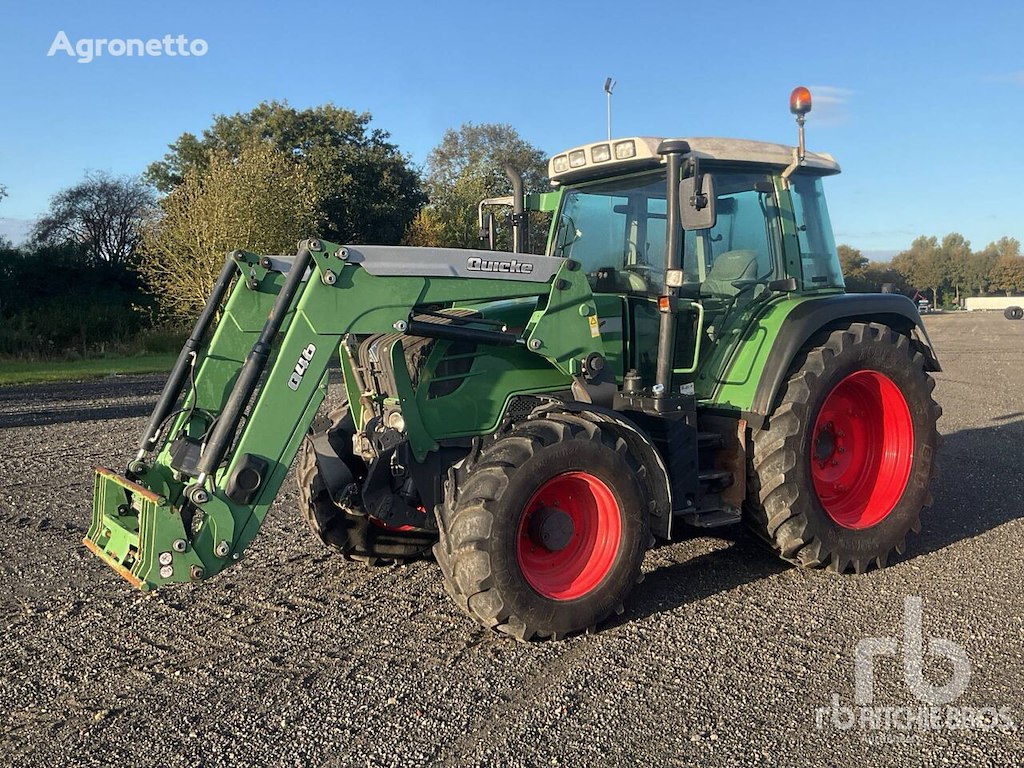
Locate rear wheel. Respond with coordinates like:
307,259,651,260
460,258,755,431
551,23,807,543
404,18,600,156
1004,306,1023,320
435,413,649,640
745,323,940,573
296,405,435,564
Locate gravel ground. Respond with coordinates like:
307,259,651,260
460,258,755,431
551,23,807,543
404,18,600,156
1,312,1022,767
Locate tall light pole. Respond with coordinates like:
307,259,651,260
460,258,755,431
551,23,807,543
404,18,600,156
604,77,616,140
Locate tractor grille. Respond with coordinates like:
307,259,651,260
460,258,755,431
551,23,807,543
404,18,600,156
503,395,546,424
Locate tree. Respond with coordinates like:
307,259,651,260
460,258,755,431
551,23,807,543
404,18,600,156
837,244,872,291
973,237,1020,295
146,101,423,245
984,236,1021,260
840,256,909,294
989,255,1024,296
141,141,324,318
402,207,444,247
977,237,1020,271
837,244,868,277
954,248,996,297
863,262,910,294
419,123,549,251
32,172,156,267
892,235,945,305
0,241,147,357
939,232,972,304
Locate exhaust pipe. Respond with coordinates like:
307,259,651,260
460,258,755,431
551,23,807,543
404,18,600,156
504,164,528,254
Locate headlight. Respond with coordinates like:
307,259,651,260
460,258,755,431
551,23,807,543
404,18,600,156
387,411,406,432
591,143,611,163
568,149,587,168
614,140,636,159
552,155,569,173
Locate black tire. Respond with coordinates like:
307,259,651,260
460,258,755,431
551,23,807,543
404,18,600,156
296,405,436,564
434,412,649,640
1004,306,1023,320
744,323,940,574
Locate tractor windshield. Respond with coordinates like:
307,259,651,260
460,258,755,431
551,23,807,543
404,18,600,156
553,169,783,297
552,172,668,294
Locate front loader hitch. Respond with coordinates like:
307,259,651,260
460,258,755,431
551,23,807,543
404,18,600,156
85,468,208,590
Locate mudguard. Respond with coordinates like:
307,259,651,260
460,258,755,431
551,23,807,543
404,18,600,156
747,293,940,429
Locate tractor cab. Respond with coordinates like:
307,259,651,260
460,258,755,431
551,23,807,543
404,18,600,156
541,135,845,392
546,137,843,290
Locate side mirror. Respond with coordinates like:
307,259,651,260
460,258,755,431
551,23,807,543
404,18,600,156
680,174,716,231
478,212,496,250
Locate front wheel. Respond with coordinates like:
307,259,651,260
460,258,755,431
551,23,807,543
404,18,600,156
745,323,940,573
435,413,650,640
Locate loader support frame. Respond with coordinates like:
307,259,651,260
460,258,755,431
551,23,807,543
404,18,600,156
191,246,313,492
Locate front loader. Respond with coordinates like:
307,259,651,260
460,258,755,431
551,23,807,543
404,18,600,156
87,88,941,640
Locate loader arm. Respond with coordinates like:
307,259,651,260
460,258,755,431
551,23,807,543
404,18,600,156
86,239,602,590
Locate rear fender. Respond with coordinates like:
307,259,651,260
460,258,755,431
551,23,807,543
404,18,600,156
711,293,940,430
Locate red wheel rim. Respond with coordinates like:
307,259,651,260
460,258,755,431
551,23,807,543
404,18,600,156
516,472,622,600
811,370,915,529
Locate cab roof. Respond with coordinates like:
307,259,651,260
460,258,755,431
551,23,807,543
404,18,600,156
547,136,840,185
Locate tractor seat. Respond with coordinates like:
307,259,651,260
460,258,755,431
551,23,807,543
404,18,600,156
701,250,759,298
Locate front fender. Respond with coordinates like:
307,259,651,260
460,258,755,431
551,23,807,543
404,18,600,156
532,402,675,540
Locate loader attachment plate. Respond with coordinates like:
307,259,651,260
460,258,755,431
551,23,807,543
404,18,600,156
86,468,202,591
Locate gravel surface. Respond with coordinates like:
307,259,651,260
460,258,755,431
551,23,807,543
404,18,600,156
1,312,1022,767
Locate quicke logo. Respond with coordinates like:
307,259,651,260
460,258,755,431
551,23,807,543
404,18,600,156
466,256,534,275
288,344,317,391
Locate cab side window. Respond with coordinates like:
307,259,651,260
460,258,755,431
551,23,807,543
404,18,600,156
684,172,780,297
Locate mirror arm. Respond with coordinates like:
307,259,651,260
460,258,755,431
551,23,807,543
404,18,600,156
687,156,709,210
780,147,801,190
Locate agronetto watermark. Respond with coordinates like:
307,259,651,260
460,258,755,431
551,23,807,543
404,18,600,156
47,31,208,64
815,597,1016,743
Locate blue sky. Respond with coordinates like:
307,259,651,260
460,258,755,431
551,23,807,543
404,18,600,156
1,0,1021,259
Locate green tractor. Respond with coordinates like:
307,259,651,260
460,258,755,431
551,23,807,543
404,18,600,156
86,88,940,640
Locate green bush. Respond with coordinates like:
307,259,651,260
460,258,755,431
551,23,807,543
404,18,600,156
133,326,188,355
0,243,155,359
